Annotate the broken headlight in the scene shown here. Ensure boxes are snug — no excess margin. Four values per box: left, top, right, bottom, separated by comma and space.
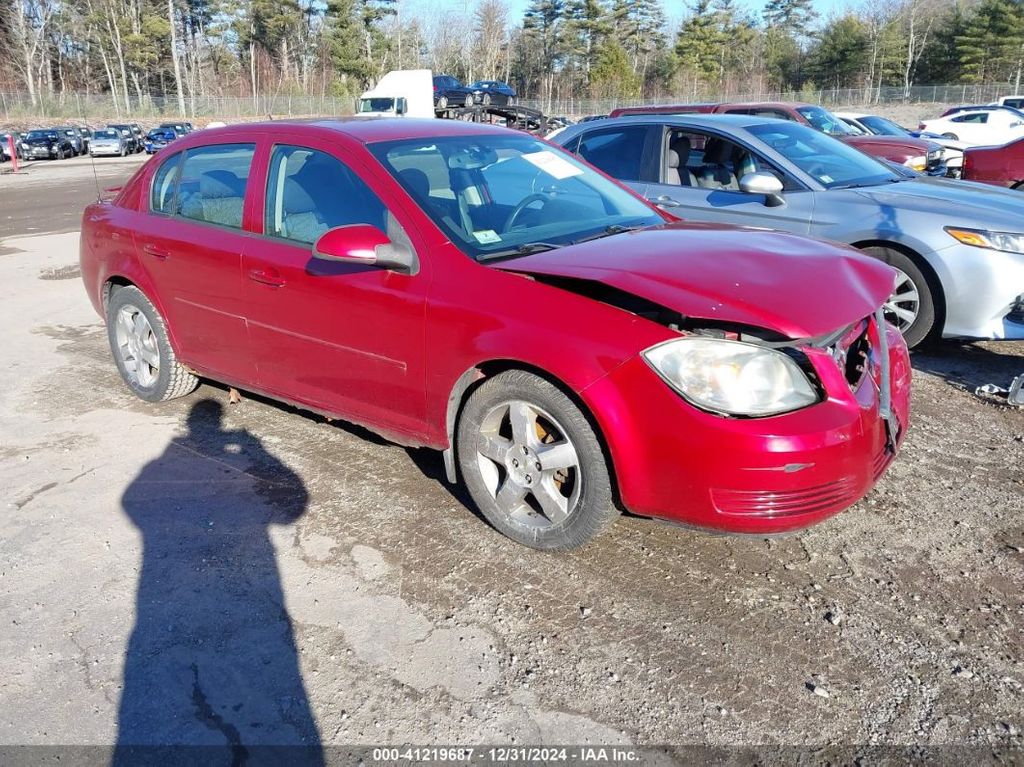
642, 337, 819, 417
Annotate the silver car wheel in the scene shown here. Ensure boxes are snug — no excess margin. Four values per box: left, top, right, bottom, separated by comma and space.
475, 399, 581, 529
114, 303, 160, 388
882, 267, 920, 332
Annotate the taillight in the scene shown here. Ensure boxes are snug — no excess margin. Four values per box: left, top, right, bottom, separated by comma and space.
918, 123, 925, 130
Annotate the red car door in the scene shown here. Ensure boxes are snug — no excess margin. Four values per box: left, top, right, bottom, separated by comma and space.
132, 141, 258, 385
240, 134, 431, 439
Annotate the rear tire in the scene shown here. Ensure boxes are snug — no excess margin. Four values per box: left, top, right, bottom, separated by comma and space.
860, 246, 937, 348
457, 370, 617, 550
106, 285, 199, 402
942, 132, 958, 140
481, 93, 491, 106
437, 95, 448, 109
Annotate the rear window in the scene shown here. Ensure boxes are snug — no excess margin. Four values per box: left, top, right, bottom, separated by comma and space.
176, 144, 255, 228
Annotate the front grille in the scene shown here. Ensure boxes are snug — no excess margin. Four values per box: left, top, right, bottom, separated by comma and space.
712, 477, 860, 517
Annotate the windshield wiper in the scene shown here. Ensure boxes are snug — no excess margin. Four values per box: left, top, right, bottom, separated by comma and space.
477, 241, 562, 262
573, 223, 646, 244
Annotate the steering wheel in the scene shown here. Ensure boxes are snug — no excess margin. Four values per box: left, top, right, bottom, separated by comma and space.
503, 193, 548, 232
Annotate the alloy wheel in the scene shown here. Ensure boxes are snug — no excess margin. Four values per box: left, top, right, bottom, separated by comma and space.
475, 399, 581, 529
882, 266, 921, 333
114, 304, 160, 388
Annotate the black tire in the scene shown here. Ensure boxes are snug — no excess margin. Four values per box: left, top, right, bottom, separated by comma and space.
860, 245, 938, 348
481, 93, 491, 106
942, 132, 958, 140
457, 370, 616, 550
437, 95, 448, 109
106, 285, 199, 402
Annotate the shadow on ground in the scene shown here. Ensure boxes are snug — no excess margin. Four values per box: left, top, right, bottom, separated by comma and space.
113, 399, 323, 765
912, 339, 1024, 393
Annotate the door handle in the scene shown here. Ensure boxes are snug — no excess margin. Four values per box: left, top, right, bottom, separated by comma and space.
248, 267, 285, 288
142, 243, 169, 259
649, 195, 681, 208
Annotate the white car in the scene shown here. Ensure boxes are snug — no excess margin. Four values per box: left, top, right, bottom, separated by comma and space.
836, 112, 965, 176
990, 95, 1024, 110
919, 108, 1024, 146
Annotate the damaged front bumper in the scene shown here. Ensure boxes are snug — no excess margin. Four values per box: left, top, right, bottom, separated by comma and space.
582, 315, 911, 534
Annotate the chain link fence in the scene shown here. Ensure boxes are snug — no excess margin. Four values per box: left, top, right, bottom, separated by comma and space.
1, 83, 1018, 123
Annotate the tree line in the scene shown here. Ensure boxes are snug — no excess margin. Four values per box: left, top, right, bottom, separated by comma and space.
1, 0, 1022, 111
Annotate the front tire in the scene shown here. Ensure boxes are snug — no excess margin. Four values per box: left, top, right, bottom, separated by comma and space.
457, 370, 616, 550
106, 285, 199, 402
861, 246, 937, 348
437, 96, 448, 109
942, 132, 958, 140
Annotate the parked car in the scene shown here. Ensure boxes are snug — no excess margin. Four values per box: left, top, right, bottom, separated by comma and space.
144, 127, 178, 154
962, 137, 1024, 190
942, 104, 1024, 117
990, 95, 1024, 110
432, 74, 474, 108
611, 102, 946, 175
107, 124, 140, 153
76, 126, 92, 153
89, 128, 128, 157
0, 131, 27, 161
554, 113, 1024, 346
467, 80, 516, 106
22, 129, 75, 160
130, 123, 145, 152
920, 108, 1024, 145
836, 112, 964, 177
57, 126, 88, 156
158, 122, 190, 136
79, 118, 910, 549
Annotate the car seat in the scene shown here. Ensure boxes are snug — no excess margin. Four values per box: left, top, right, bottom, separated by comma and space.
279, 179, 327, 243
666, 136, 697, 186
697, 138, 739, 190
181, 169, 245, 227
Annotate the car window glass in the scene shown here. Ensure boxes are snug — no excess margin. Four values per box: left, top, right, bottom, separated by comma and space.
665, 129, 794, 191
953, 113, 987, 123
576, 126, 647, 181
151, 152, 182, 214
265, 145, 400, 246
176, 143, 255, 229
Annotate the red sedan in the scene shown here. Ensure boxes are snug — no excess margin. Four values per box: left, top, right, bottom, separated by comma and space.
962, 137, 1024, 189
79, 118, 910, 549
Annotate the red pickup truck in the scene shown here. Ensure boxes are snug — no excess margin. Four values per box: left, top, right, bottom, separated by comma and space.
609, 101, 945, 174
961, 137, 1024, 190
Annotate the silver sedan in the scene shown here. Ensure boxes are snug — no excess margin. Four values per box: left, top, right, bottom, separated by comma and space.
553, 114, 1024, 347
89, 128, 127, 157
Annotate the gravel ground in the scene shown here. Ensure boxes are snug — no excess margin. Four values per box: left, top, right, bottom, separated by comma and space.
0, 158, 1021, 762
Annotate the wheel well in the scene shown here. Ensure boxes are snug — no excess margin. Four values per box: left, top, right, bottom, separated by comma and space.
443, 360, 622, 508
851, 240, 946, 329
102, 276, 135, 311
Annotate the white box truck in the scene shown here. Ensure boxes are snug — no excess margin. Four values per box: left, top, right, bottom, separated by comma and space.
357, 69, 435, 118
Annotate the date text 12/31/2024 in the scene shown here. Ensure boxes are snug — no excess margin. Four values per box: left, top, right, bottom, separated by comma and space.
371, 746, 642, 763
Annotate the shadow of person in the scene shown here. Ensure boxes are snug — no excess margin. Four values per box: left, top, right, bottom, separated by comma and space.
114, 399, 322, 766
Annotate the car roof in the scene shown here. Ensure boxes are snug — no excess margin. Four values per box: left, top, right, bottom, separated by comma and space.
190, 117, 510, 144
584, 113, 787, 129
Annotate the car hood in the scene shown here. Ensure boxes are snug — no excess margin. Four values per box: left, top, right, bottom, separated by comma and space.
497, 223, 894, 339
842, 135, 930, 154
854, 176, 1024, 227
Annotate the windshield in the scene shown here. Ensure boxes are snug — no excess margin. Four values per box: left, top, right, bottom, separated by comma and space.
27, 130, 56, 140
94, 130, 119, 139
369, 134, 663, 260
748, 122, 899, 189
359, 98, 396, 113
860, 115, 911, 137
147, 130, 172, 140
796, 105, 856, 136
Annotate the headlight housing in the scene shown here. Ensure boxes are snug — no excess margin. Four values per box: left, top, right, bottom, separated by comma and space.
905, 155, 927, 171
945, 226, 1024, 255
642, 337, 819, 417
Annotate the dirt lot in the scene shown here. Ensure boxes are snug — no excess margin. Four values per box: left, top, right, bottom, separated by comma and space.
0, 157, 1022, 761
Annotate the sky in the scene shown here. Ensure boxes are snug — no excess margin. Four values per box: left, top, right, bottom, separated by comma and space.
398, 0, 859, 32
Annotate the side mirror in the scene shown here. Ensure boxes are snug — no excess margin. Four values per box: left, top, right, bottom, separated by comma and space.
739, 171, 785, 207
313, 225, 417, 274
395, 97, 407, 115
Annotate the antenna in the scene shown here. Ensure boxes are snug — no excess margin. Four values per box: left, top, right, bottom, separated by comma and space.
88, 130, 102, 202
